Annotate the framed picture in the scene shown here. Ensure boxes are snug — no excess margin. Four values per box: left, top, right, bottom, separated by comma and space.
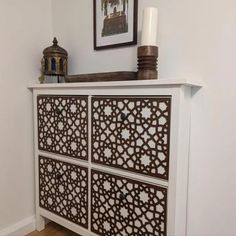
93, 0, 138, 50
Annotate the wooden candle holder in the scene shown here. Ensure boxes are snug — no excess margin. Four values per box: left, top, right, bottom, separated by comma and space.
137, 46, 158, 80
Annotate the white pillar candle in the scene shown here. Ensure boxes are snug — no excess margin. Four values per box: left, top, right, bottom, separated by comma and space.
141, 7, 158, 46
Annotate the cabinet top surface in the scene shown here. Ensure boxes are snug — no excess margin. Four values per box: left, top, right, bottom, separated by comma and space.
28, 78, 203, 90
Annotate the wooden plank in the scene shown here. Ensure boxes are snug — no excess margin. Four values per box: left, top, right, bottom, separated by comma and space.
27, 222, 80, 236
65, 71, 137, 83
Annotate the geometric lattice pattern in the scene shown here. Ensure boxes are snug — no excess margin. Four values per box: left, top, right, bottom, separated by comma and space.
39, 156, 88, 228
37, 95, 88, 160
91, 170, 167, 236
92, 96, 171, 180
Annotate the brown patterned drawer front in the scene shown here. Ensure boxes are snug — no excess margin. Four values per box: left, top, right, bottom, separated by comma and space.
37, 95, 88, 160
91, 170, 167, 236
92, 96, 171, 180
39, 156, 88, 228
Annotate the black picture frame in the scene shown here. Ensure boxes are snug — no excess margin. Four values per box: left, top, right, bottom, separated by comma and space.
93, 0, 138, 50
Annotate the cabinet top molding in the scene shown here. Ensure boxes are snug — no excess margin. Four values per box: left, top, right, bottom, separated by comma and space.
28, 78, 203, 90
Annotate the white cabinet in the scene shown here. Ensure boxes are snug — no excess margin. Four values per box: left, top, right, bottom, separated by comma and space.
30, 79, 202, 236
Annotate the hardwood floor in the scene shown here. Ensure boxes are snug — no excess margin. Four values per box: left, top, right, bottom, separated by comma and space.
27, 222, 80, 236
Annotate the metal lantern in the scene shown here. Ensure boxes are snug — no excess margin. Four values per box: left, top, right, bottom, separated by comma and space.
40, 37, 68, 83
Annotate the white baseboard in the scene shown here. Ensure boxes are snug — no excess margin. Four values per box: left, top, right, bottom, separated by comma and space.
0, 216, 36, 236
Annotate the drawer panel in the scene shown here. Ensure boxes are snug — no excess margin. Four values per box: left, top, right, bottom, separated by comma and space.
92, 96, 171, 180
39, 156, 88, 228
91, 170, 167, 236
37, 95, 88, 160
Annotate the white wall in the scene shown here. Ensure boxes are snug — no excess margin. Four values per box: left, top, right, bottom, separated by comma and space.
51, 0, 138, 74
52, 0, 236, 235
0, 0, 52, 232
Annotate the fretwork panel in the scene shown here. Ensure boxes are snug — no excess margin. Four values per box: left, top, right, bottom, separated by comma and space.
91, 170, 167, 236
39, 156, 88, 228
92, 96, 171, 180
37, 95, 88, 160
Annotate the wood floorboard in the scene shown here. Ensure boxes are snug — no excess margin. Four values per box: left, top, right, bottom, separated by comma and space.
27, 222, 80, 236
